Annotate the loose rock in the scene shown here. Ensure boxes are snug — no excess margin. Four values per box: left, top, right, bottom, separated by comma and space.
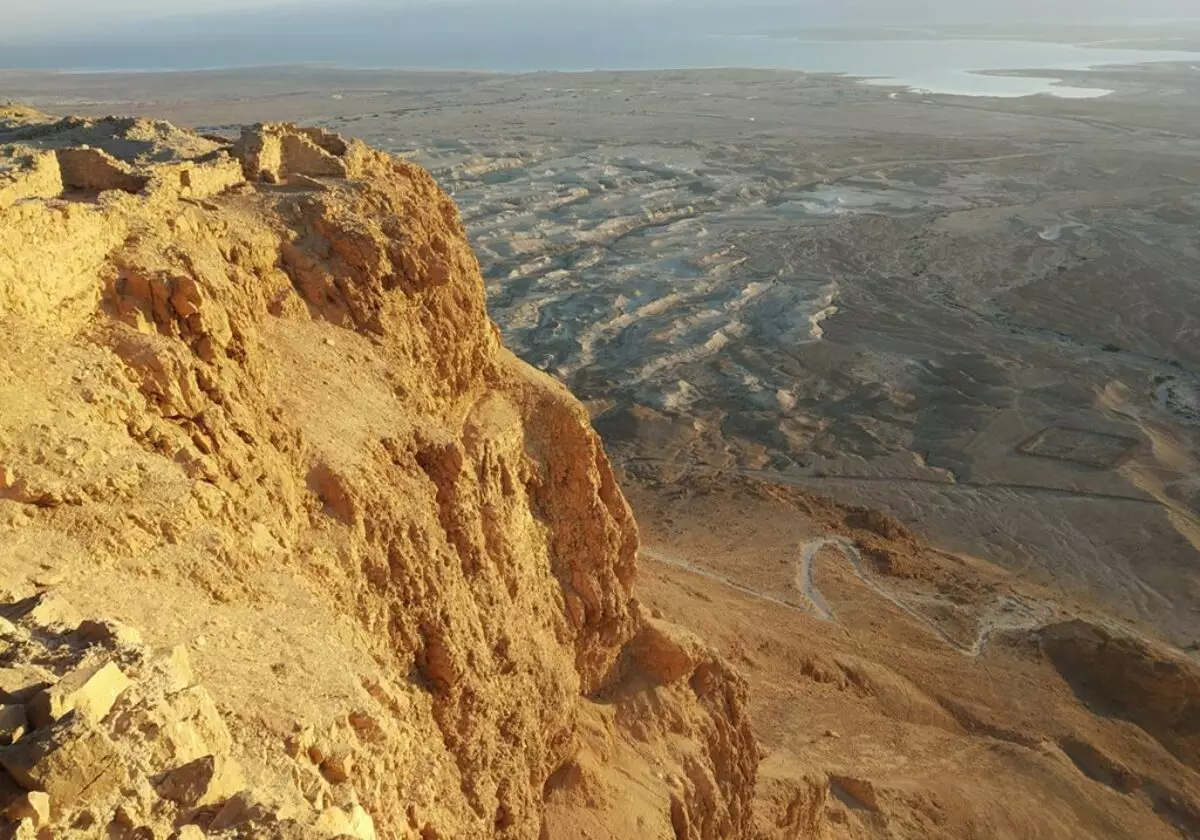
0, 704, 28, 744
28, 660, 133, 728
19, 592, 81, 630
0, 665, 56, 705
0, 714, 128, 801
319, 746, 354, 785
155, 754, 246, 808
77, 618, 144, 648
5, 791, 51, 828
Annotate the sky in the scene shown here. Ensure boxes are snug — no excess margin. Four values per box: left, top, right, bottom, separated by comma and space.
5, 0, 300, 39
4, 0, 1199, 72
6, 0, 1200, 41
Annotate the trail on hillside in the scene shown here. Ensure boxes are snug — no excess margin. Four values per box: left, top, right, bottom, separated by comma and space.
646, 537, 1054, 658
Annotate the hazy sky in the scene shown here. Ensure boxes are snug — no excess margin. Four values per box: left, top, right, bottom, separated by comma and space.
6, 0, 300, 38
6, 0, 1200, 41
4, 0, 1195, 47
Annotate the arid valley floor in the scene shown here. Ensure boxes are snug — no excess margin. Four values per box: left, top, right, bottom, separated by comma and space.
4, 62, 1200, 837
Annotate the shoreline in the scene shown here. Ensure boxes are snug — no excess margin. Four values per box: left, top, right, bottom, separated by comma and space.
4, 32, 1200, 100
1, 58, 1185, 102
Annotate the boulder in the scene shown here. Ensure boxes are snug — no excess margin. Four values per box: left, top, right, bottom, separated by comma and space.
28, 660, 132, 728
318, 746, 354, 785
208, 789, 275, 832
0, 665, 56, 705
108, 684, 230, 768
155, 754, 245, 808
18, 592, 81, 630
76, 618, 144, 649
0, 714, 129, 802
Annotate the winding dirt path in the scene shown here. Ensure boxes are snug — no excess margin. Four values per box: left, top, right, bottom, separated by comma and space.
795, 538, 837, 621
640, 546, 811, 616
796, 537, 1052, 656
645, 536, 1054, 658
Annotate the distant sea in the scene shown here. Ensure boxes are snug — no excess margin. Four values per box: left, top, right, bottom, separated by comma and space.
5, 5, 1200, 98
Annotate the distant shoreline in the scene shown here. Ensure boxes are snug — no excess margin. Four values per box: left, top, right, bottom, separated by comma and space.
3, 32, 1200, 99
3, 49, 1196, 104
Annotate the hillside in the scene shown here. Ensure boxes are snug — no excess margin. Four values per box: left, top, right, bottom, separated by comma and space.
0, 109, 756, 839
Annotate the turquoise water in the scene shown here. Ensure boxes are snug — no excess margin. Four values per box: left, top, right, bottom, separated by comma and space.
760, 38, 1151, 97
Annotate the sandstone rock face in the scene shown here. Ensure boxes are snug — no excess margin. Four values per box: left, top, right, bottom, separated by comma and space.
0, 111, 757, 838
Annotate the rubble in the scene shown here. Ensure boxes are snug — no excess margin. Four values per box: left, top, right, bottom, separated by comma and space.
0, 591, 380, 838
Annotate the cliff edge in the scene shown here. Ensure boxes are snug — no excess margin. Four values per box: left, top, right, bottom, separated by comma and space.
0, 109, 757, 839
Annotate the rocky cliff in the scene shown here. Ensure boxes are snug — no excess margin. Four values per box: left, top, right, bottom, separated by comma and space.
0, 109, 757, 839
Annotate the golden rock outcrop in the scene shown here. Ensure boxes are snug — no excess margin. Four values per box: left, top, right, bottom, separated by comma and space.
0, 110, 757, 839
